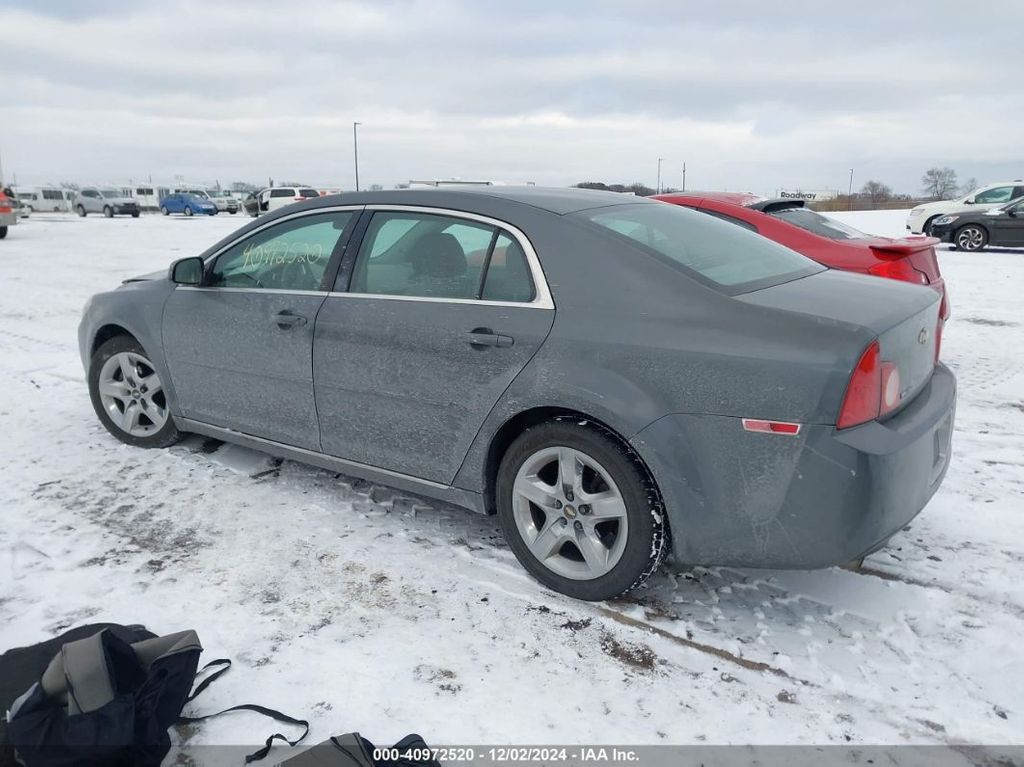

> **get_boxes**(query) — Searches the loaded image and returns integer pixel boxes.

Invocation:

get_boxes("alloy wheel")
[511,446,629,580]
[956,226,985,251]
[97,352,168,437]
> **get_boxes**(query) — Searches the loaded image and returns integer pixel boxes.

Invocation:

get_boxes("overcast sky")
[1,0,1020,195]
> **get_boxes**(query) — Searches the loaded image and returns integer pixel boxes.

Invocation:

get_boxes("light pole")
[353,122,362,192]
[681,162,686,193]
[657,158,664,194]
[848,168,854,210]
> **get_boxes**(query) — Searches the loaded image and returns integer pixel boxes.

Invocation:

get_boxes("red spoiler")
[868,236,940,257]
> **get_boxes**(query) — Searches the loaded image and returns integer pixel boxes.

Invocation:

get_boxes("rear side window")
[349,211,535,302]
[299,189,320,198]
[578,202,822,293]
[270,189,293,198]
[482,233,535,302]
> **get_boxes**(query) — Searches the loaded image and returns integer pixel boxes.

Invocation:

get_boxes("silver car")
[75,187,140,218]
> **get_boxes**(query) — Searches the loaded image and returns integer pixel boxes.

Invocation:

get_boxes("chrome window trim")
[178,287,330,297]
[184,203,556,310]
[353,204,555,310]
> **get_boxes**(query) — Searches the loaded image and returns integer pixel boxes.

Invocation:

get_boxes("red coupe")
[654,194,950,335]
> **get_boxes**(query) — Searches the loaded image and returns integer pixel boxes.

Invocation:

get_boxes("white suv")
[907,181,1024,234]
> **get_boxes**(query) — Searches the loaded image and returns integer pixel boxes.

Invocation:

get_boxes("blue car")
[160,193,217,217]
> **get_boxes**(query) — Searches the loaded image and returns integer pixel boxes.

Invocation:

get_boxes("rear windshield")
[766,207,869,240]
[577,202,823,294]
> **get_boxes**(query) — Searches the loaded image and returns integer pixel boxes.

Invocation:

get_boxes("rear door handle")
[273,310,308,329]
[467,327,514,348]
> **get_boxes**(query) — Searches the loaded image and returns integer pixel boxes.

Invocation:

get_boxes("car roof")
[313,186,658,216]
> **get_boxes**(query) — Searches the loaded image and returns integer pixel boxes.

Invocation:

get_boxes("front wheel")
[131,211,140,218]
[229,210,237,214]
[922,216,940,236]
[495,420,668,601]
[0,226,7,239]
[184,206,193,217]
[88,336,181,449]
[103,206,113,218]
[954,224,987,252]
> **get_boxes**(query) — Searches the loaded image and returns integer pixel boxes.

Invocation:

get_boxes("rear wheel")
[0,226,7,239]
[131,211,140,218]
[88,336,181,449]
[496,420,668,601]
[954,224,987,251]
[161,206,169,216]
[184,206,193,217]
[77,205,87,217]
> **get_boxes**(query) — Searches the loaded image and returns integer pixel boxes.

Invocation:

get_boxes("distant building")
[775,188,839,201]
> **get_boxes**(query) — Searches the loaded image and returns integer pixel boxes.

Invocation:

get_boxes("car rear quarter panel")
[453,216,872,499]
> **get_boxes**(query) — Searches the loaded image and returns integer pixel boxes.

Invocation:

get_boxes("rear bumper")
[632,363,956,568]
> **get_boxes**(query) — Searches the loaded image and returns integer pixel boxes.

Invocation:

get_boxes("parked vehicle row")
[930,196,1024,251]
[80,187,955,601]
[907,180,1024,235]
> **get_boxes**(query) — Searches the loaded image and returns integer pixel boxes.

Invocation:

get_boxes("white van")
[134,185,171,212]
[14,187,70,213]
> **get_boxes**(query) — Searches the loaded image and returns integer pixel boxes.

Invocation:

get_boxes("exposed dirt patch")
[600,632,658,671]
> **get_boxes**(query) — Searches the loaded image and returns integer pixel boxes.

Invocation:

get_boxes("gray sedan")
[78,188,955,600]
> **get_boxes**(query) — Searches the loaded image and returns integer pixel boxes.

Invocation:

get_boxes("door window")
[350,212,495,299]
[975,186,1015,204]
[209,212,354,291]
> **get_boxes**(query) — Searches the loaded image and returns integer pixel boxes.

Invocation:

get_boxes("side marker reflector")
[742,419,802,435]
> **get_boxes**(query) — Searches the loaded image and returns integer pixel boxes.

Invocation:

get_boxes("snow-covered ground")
[1,209,1022,757]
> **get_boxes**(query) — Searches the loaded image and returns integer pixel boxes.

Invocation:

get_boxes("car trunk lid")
[738,269,941,420]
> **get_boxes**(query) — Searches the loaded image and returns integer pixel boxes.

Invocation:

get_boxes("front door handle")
[273,310,308,330]
[467,327,514,348]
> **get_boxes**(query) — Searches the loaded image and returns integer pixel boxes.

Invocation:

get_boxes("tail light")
[293,196,305,201]
[837,341,904,429]
[867,257,928,285]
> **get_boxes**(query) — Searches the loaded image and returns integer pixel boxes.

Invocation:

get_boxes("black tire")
[77,205,87,217]
[131,211,140,218]
[88,335,181,449]
[229,210,237,214]
[0,226,7,239]
[922,216,939,236]
[103,206,113,218]
[954,224,988,252]
[161,206,169,216]
[495,419,668,601]
[184,206,193,217]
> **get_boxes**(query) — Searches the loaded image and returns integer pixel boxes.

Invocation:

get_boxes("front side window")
[349,211,535,302]
[975,186,1015,204]
[766,207,868,240]
[578,202,822,293]
[209,212,353,291]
